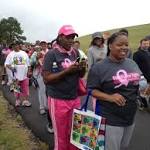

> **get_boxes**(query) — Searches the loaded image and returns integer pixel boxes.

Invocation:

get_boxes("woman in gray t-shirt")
[87,32,107,70]
[87,32,148,150]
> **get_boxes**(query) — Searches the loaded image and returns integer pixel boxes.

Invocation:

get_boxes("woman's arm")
[78,59,87,78]
[92,89,126,106]
[43,63,80,83]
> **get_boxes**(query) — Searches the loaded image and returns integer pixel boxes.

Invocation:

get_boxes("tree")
[0,17,26,45]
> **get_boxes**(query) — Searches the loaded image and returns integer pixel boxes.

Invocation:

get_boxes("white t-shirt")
[5,50,30,81]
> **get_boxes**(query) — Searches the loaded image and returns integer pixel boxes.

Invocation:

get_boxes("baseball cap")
[92,32,103,39]
[58,25,78,37]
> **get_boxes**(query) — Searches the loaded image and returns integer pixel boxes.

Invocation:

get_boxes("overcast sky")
[0,0,150,43]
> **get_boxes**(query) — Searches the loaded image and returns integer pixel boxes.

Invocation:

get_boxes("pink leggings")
[48,97,80,150]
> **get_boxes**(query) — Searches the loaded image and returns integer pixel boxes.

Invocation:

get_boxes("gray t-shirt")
[43,49,80,100]
[87,57,142,126]
[87,45,107,70]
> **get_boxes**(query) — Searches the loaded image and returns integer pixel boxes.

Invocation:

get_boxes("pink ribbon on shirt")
[61,58,73,68]
[115,69,129,88]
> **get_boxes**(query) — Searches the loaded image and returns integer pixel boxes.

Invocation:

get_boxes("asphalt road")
[2,85,150,150]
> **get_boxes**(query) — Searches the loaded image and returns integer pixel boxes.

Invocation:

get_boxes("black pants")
[139,96,148,108]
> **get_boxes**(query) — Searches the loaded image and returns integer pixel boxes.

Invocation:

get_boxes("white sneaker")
[46,123,54,133]
[1,80,5,85]
[10,84,14,92]
[7,82,10,86]
[22,100,31,107]
[40,109,46,115]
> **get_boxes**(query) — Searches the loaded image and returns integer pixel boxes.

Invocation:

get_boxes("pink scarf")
[52,42,74,56]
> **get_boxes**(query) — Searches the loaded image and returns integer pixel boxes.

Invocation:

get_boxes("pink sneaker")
[15,99,21,107]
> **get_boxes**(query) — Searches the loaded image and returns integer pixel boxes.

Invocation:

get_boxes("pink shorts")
[14,78,29,98]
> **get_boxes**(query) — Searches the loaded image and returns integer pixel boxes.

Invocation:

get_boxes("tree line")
[0,17,26,46]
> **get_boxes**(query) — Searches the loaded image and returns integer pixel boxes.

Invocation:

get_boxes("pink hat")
[58,25,78,37]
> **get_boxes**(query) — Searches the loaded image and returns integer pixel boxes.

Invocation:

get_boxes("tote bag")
[70,91,106,150]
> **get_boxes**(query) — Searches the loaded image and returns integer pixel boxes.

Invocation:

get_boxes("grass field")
[0,65,48,150]
[0,91,48,150]
[78,23,150,54]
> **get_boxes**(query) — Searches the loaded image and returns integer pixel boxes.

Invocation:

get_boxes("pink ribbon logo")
[61,58,73,68]
[115,69,129,88]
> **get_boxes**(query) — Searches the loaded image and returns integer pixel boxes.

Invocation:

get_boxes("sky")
[0,0,150,43]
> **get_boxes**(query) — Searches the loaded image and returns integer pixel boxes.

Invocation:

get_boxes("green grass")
[78,23,150,53]
[0,91,48,150]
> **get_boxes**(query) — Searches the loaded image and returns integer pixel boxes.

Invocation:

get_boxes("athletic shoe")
[1,80,5,85]
[46,123,54,133]
[40,109,46,115]
[10,84,14,92]
[22,100,31,107]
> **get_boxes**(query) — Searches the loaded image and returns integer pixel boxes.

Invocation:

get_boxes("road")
[2,85,150,150]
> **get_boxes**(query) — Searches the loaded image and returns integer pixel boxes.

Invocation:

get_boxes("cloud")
[0,0,150,42]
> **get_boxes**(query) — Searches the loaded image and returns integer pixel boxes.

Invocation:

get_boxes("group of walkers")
[0,25,150,150]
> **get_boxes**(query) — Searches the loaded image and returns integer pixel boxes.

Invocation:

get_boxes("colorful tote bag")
[70,91,106,150]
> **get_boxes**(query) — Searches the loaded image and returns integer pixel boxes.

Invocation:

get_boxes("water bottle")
[11,65,17,77]
[52,62,58,73]
[12,67,17,73]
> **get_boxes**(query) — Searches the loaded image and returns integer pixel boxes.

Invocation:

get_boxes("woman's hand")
[92,89,126,106]
[65,63,80,74]
[109,93,126,106]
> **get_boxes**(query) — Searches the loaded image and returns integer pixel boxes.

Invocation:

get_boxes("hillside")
[78,23,150,53]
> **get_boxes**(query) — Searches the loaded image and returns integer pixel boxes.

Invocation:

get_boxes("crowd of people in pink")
[0,25,150,150]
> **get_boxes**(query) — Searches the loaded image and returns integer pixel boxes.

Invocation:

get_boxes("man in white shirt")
[5,41,31,107]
